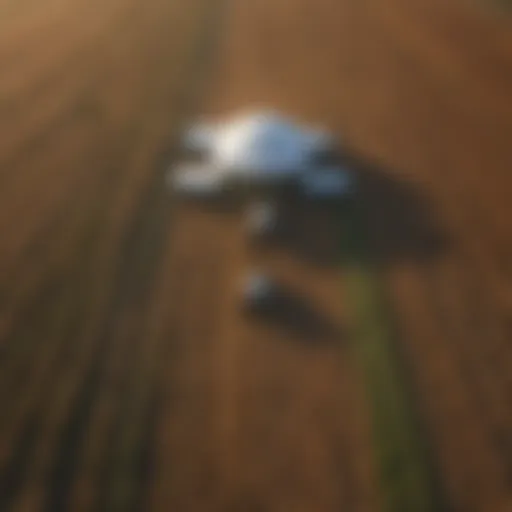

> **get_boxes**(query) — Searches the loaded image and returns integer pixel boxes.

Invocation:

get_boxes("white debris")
[169,163,225,197]
[246,201,278,237]
[243,272,275,305]
[169,109,353,199]
[210,111,321,178]
[299,167,354,198]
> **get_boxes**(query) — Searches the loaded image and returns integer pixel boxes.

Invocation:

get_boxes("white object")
[243,272,274,305]
[169,163,225,197]
[170,110,340,194]
[210,111,333,181]
[246,201,277,236]
[299,167,354,198]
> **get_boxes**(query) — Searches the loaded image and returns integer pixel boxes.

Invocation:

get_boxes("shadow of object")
[261,197,343,267]
[342,148,450,266]
[255,149,449,268]
[169,144,449,268]
[173,188,243,215]
[243,281,343,345]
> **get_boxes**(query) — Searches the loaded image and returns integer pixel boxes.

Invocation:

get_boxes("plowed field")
[0,0,511,511]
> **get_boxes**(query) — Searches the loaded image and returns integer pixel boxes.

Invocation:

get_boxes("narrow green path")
[339,197,447,512]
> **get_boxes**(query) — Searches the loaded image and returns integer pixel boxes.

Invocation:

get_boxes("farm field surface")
[0,0,511,511]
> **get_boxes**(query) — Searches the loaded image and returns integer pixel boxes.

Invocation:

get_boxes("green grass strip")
[338,198,446,512]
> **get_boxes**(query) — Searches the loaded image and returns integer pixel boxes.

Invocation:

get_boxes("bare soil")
[0,0,511,511]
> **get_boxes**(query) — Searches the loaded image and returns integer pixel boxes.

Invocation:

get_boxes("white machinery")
[169,110,354,200]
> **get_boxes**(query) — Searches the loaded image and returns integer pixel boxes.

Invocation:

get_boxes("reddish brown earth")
[0,0,511,511]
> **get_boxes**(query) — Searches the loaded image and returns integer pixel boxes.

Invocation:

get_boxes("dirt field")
[0,0,214,509]
[0,0,511,511]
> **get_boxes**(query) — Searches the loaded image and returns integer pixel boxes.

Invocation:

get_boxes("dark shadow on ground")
[341,148,450,266]
[169,145,449,268]
[253,149,449,268]
[242,280,343,345]
[252,196,344,267]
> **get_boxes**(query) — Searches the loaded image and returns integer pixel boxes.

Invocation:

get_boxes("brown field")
[0,0,511,511]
